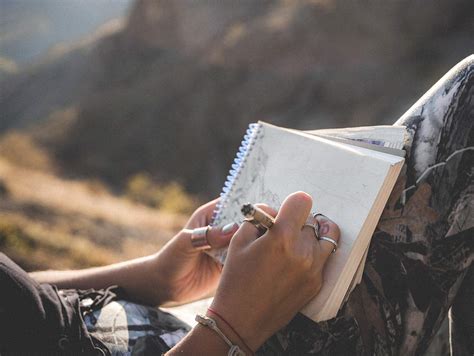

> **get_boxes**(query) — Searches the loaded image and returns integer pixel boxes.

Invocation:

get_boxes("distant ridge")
[1,0,473,196]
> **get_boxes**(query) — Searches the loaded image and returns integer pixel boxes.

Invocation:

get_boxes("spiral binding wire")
[211,123,262,226]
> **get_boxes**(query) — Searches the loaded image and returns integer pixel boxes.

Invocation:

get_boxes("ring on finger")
[312,212,326,219]
[242,218,267,235]
[191,226,212,250]
[319,236,338,253]
[302,220,320,240]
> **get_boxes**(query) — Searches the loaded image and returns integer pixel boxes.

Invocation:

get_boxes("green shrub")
[0,221,36,254]
[155,181,197,215]
[125,172,198,214]
[125,172,156,206]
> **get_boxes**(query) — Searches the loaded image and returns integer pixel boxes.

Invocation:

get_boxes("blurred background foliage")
[0,0,473,275]
[125,172,198,214]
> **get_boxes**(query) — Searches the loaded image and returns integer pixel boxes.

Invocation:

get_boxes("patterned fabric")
[84,300,190,355]
[257,56,474,355]
[86,55,473,355]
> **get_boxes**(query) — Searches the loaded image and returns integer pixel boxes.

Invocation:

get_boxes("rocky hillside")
[1,0,473,197]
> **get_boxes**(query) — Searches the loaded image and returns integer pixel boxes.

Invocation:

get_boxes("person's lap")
[0,254,190,354]
[0,252,100,354]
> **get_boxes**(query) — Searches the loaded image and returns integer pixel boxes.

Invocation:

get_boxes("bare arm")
[30,199,238,306]
[31,246,252,354]
[30,252,165,305]
[31,193,340,355]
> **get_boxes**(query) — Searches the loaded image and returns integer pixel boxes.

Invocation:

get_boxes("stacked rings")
[303,213,338,254]
[302,221,320,240]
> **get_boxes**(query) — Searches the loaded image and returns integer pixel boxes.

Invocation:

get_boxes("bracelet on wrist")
[195,314,246,356]
[207,307,253,354]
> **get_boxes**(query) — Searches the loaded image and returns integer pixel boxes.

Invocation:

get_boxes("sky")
[0,0,132,65]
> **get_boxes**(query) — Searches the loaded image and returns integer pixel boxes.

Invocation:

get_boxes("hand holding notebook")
[210,192,340,350]
[209,121,406,321]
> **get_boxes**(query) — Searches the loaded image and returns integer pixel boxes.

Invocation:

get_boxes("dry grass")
[0,131,54,171]
[0,158,186,231]
[0,214,118,270]
[125,172,200,215]
[0,156,188,271]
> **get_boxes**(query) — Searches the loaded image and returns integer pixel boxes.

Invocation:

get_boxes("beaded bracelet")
[195,314,246,356]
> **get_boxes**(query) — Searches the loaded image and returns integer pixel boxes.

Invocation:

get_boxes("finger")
[186,198,220,227]
[206,223,240,249]
[231,221,261,248]
[300,221,319,244]
[254,203,277,220]
[273,192,313,238]
[314,214,340,263]
[181,222,239,252]
[199,198,220,223]
[231,204,277,248]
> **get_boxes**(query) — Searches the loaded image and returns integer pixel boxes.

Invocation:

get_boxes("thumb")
[274,191,312,234]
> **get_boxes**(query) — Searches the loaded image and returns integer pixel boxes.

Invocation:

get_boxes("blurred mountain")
[0,18,124,129]
[1,0,473,197]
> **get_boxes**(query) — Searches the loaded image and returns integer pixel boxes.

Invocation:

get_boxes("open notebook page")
[211,122,404,321]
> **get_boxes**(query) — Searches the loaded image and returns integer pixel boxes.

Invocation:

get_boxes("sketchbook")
[207,121,406,322]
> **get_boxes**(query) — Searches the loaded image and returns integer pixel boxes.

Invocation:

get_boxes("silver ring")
[319,236,338,253]
[301,213,319,240]
[191,226,211,250]
[301,223,319,240]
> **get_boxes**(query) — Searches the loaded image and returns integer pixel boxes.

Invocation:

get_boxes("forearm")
[29,253,167,306]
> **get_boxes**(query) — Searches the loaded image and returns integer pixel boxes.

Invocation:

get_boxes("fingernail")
[222,222,238,235]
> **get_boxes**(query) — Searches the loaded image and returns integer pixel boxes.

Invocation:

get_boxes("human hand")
[210,191,340,351]
[153,199,239,305]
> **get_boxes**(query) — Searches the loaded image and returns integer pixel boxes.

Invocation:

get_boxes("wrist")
[147,252,173,305]
[205,309,255,355]
[213,297,271,351]
[166,323,230,355]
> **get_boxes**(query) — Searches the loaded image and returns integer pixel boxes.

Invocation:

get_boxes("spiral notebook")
[208,121,405,322]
